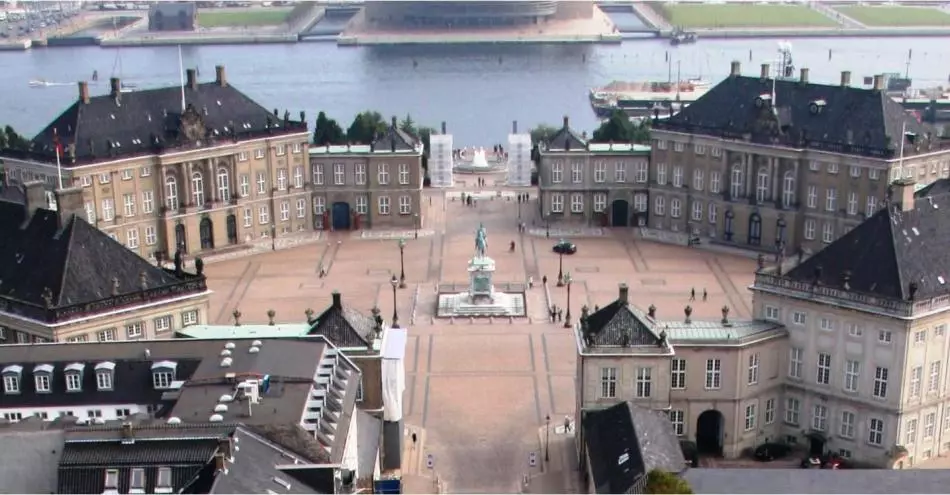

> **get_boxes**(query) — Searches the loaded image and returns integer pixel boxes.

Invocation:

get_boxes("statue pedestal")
[468,256,495,301]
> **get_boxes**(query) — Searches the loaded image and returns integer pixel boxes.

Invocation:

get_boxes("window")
[239,175,249,197]
[399,196,411,215]
[840,411,856,438]
[760,398,775,425]
[355,195,368,215]
[81,175,92,187]
[709,171,721,193]
[182,310,198,327]
[397,163,410,185]
[276,169,287,191]
[571,163,582,183]
[313,197,326,215]
[97,329,116,342]
[256,173,266,194]
[929,361,941,393]
[551,162,563,183]
[669,198,681,218]
[243,208,252,228]
[817,353,831,385]
[869,168,880,180]
[356,377,364,402]
[238,151,248,161]
[334,163,345,185]
[669,410,685,436]
[297,198,306,218]
[782,172,795,208]
[594,162,606,182]
[695,144,706,155]
[765,306,780,321]
[2,412,22,421]
[925,412,936,439]
[636,367,652,398]
[656,140,667,150]
[711,147,722,157]
[730,165,743,198]
[217,168,231,202]
[276,144,286,156]
[672,166,683,187]
[313,165,324,185]
[293,166,303,188]
[878,330,892,344]
[813,404,828,431]
[634,194,647,213]
[123,193,136,217]
[845,360,859,392]
[66,372,81,392]
[258,205,270,224]
[355,164,366,185]
[873,367,889,399]
[99,172,111,184]
[828,163,839,174]
[293,143,302,154]
[705,359,721,389]
[756,168,770,203]
[126,228,139,250]
[804,219,816,240]
[906,419,918,445]
[792,311,806,325]
[192,172,205,205]
[157,467,172,490]
[825,187,837,211]
[654,196,665,216]
[847,323,863,337]
[2,374,19,394]
[142,191,154,214]
[789,348,803,379]
[691,201,703,221]
[914,330,927,344]
[153,371,173,389]
[378,196,391,215]
[593,193,607,213]
[551,193,564,213]
[673,142,684,152]
[806,185,817,208]
[570,194,583,213]
[937,324,947,337]
[621,162,633,183]
[378,163,390,184]
[601,367,617,398]
[84,201,96,223]
[101,199,115,221]
[255,149,264,159]
[911,366,923,397]
[35,374,51,393]
[849,165,861,178]
[847,192,858,215]
[154,316,172,333]
[748,354,760,385]
[744,404,756,431]
[657,163,667,185]
[708,203,717,224]
[822,222,834,243]
[280,201,290,221]
[671,359,686,389]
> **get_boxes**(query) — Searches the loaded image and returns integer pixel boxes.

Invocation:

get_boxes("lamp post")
[545,414,551,462]
[397,238,407,288]
[414,213,419,239]
[556,251,565,286]
[390,275,399,328]
[563,273,573,328]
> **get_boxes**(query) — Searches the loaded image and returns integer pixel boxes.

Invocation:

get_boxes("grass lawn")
[197,8,292,28]
[654,3,838,28]
[835,5,950,27]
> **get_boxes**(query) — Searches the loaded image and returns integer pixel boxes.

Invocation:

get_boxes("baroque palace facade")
[0,66,312,259]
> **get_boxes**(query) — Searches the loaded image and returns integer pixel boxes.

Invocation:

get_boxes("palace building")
[0,66,312,260]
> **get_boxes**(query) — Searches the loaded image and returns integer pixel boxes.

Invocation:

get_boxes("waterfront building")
[537,117,651,227]
[0,66,312,259]
[362,1,594,28]
[649,61,950,255]
[308,118,424,231]
[148,2,197,32]
[506,121,532,187]
[429,122,454,188]
[0,181,210,344]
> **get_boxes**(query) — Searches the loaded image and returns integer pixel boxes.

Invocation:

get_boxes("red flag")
[53,128,62,155]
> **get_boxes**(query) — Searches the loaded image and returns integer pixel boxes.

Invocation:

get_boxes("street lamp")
[563,273,573,328]
[414,213,419,239]
[545,414,551,462]
[556,251,565,287]
[390,274,399,328]
[397,238,407,288]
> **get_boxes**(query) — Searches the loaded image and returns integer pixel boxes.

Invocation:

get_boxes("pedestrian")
[549,307,556,322]
[702,288,708,302]
[528,276,534,289]
[542,275,548,285]
[690,288,696,301]
[557,309,563,322]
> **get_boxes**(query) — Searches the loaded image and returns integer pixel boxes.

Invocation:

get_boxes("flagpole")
[898,121,906,180]
[53,129,63,190]
[178,45,186,112]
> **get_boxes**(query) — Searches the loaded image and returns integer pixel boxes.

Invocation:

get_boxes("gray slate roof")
[656,72,942,159]
[784,179,950,301]
[308,292,377,348]
[373,117,419,153]
[0,426,64,493]
[580,292,665,348]
[684,468,950,494]
[210,427,313,494]
[546,116,588,152]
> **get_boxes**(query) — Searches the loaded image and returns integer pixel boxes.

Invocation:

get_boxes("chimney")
[110,77,121,97]
[512,120,518,134]
[78,81,90,104]
[730,60,741,77]
[121,422,134,444]
[840,70,851,87]
[215,65,227,87]
[23,181,48,218]
[186,69,197,90]
[332,291,342,308]
[760,63,770,80]
[441,121,447,134]
[214,452,227,472]
[799,68,809,84]
[54,187,86,229]
[618,283,629,305]
[893,177,917,212]
[873,74,885,91]
[562,115,569,129]
[391,115,397,129]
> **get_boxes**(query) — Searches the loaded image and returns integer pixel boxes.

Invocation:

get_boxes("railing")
[754,272,913,316]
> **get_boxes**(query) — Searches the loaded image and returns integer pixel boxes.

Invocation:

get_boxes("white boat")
[28,79,50,87]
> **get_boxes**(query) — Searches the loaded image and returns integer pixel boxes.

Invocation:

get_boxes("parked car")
[754,443,791,462]
[553,239,577,255]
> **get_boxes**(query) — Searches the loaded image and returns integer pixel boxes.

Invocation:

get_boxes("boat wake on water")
[28,79,74,88]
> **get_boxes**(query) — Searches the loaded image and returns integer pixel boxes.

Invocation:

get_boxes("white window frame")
[152,371,173,389]
[571,162,583,183]
[692,169,704,191]
[671,359,686,390]
[600,367,617,399]
[334,163,345,185]
[256,173,267,194]
[552,162,563,183]
[910,366,923,397]
[747,353,759,385]
[840,411,856,439]
[240,175,250,197]
[929,361,941,393]
[593,193,607,213]
[669,410,685,436]
[378,163,390,185]
[355,163,366,185]
[744,404,756,431]
[868,418,884,446]
[296,198,307,219]
[145,226,157,246]
[789,348,803,379]
[594,162,606,183]
[570,193,583,213]
[398,163,410,185]
[277,169,288,191]
[280,201,290,221]
[873,367,888,399]
[844,360,859,392]
[635,367,652,398]
[813,404,828,431]
[399,195,411,215]
[313,165,324,185]
[258,205,270,225]
[785,397,800,425]
[764,398,775,424]
[817,353,831,385]
[705,359,721,390]
[551,193,564,213]
[65,372,82,392]
[378,196,391,215]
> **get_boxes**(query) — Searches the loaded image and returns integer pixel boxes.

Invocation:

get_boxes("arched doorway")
[226,214,238,245]
[748,213,762,246]
[332,202,351,230]
[610,199,630,227]
[200,217,214,250]
[174,223,187,253]
[696,410,725,456]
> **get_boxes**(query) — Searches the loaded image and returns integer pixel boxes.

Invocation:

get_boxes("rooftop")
[586,143,651,154]
[308,117,422,156]
[308,291,380,349]
[683,468,950,494]
[544,116,588,152]
[177,324,311,340]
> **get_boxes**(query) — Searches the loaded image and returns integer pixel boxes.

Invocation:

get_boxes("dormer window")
[151,361,177,389]
[104,469,119,493]
[34,364,53,393]
[130,468,146,494]
[2,365,22,394]
[156,467,173,493]
[95,362,115,391]
[64,363,85,392]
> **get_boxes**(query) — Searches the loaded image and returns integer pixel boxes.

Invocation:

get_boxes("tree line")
[0,126,30,151]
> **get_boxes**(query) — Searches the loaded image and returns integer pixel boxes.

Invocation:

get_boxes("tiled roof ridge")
[64,422,239,434]
[883,204,909,300]
[53,215,79,307]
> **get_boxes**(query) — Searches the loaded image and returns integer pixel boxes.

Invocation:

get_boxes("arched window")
[782,172,796,208]
[217,168,231,203]
[192,172,204,206]
[730,165,744,199]
[756,167,770,203]
[165,176,179,211]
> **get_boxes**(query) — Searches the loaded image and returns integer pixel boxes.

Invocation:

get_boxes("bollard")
[450,317,455,325]
[489,316,493,324]
[509,316,514,324]
[470,317,474,324]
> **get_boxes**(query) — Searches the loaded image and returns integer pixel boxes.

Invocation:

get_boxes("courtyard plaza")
[202,180,757,493]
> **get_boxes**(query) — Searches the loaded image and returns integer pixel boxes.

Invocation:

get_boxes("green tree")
[529,123,560,164]
[645,469,692,494]
[592,110,652,144]
[1,125,28,151]
[312,111,345,146]
[399,114,417,137]
[346,111,387,144]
